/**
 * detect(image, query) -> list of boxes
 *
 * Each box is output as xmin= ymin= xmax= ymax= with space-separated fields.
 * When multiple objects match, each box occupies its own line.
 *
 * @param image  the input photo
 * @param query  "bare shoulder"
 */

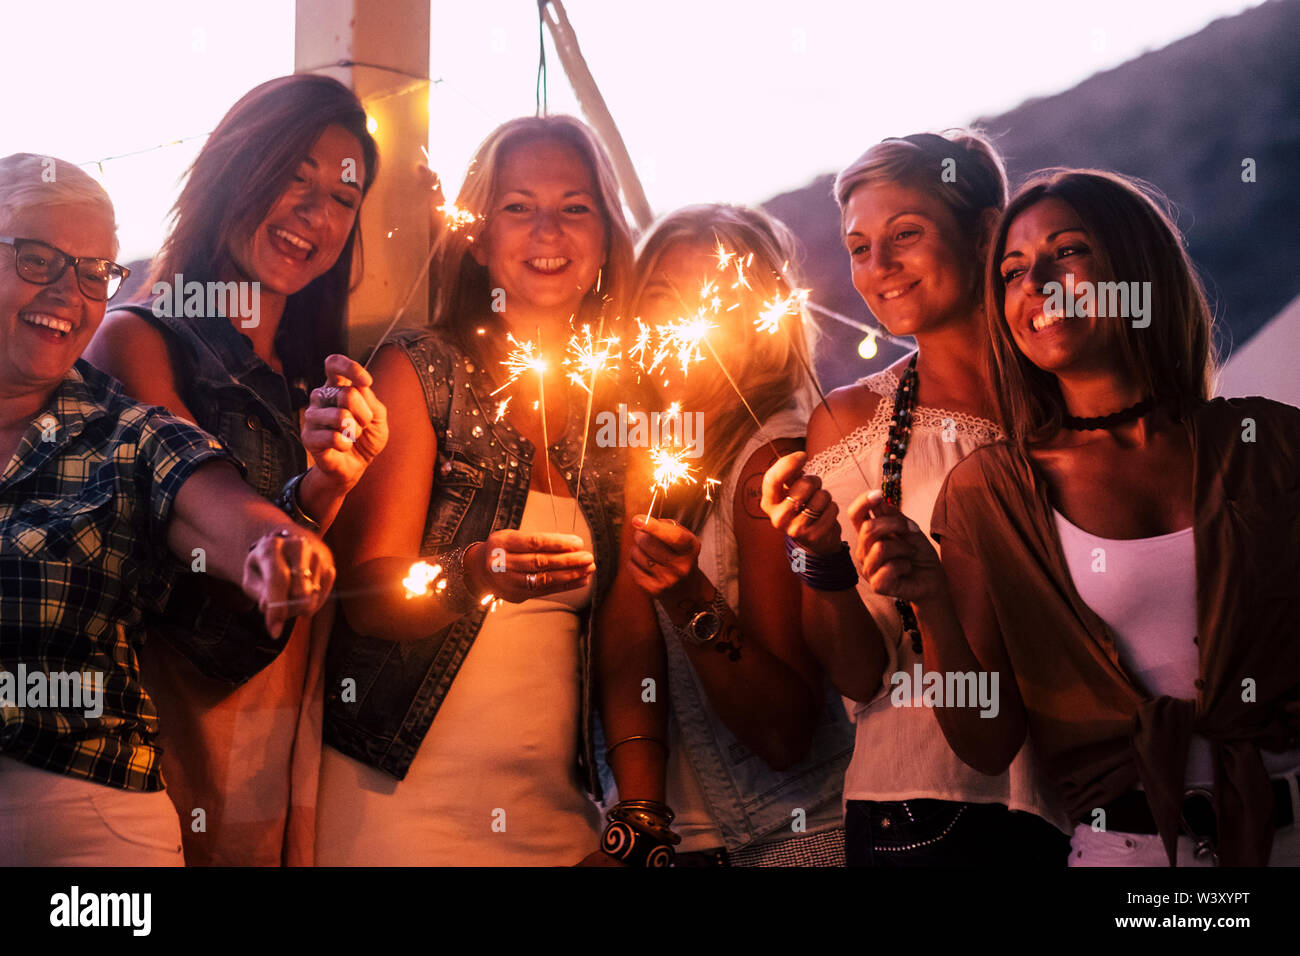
xmin=85 ymin=308 xmax=190 ymax=414
xmin=86 ymin=308 xmax=174 ymax=376
xmin=806 ymin=380 xmax=883 ymax=458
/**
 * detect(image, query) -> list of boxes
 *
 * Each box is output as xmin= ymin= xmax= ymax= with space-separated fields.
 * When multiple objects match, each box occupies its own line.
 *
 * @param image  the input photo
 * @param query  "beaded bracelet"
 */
xmin=784 ymin=536 xmax=859 ymax=591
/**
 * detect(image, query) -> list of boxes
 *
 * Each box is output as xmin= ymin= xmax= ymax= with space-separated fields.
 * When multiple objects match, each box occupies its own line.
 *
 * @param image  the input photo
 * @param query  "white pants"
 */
xmin=0 ymin=757 xmax=184 ymax=866
xmin=1070 ymin=772 xmax=1300 ymax=866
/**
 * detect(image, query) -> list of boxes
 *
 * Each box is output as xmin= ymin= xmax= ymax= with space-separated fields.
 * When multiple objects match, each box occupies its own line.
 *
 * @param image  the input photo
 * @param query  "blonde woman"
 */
xmin=859 ymin=169 xmax=1300 ymax=866
xmin=763 ymin=133 xmax=1070 ymax=866
xmin=592 ymin=204 xmax=852 ymax=867
xmin=315 ymin=116 xmax=636 ymax=865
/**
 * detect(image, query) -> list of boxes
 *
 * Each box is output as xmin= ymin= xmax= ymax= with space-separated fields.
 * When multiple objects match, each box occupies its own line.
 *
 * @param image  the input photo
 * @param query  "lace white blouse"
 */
xmin=806 ymin=368 xmax=1068 ymax=827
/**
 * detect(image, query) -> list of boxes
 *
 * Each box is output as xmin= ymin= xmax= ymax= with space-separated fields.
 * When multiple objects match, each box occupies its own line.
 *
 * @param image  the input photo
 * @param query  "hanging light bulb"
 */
xmin=858 ymin=331 xmax=879 ymax=360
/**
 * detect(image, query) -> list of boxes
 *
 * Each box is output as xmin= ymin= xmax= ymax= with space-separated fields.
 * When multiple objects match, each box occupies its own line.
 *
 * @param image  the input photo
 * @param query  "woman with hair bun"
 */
xmin=762 ymin=131 xmax=1070 ymax=866
xmin=857 ymin=168 xmax=1300 ymax=866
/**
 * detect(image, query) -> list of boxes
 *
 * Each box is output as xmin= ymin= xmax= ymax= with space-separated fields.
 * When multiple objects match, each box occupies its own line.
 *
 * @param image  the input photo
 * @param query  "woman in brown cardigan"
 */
xmin=850 ymin=169 xmax=1300 ymax=866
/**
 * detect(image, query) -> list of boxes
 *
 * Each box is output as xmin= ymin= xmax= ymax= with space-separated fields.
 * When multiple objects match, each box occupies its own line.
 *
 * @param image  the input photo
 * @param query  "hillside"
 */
xmin=765 ymin=0 xmax=1300 ymax=388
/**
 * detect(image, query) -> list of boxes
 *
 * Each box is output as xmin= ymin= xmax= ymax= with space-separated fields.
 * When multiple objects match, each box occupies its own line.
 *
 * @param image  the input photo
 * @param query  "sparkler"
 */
xmin=489 ymin=331 xmax=559 ymax=523
xmin=564 ymin=317 xmax=618 ymax=530
xmin=749 ymin=282 xmax=872 ymax=488
xmin=362 ymin=157 xmax=482 ymax=371
xmin=646 ymin=444 xmax=700 ymax=519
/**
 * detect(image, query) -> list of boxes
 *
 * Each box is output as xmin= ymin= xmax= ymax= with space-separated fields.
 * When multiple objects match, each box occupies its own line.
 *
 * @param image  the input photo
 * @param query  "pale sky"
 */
xmin=0 ymin=0 xmax=1265 ymax=262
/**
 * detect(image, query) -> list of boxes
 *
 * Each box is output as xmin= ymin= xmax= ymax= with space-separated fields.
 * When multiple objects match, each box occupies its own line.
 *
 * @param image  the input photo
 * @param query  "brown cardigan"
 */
xmin=930 ymin=397 xmax=1300 ymax=865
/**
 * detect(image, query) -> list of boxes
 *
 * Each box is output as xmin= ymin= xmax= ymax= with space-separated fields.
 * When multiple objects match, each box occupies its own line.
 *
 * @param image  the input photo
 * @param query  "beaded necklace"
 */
xmin=881 ymin=353 xmax=923 ymax=654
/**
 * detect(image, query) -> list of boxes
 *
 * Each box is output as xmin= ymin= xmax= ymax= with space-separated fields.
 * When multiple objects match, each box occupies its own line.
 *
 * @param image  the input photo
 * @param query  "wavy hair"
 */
xmin=985 ymin=169 xmax=1217 ymax=445
xmin=149 ymin=74 xmax=379 ymax=389
xmin=634 ymin=203 xmax=820 ymax=530
xmin=430 ymin=115 xmax=635 ymax=368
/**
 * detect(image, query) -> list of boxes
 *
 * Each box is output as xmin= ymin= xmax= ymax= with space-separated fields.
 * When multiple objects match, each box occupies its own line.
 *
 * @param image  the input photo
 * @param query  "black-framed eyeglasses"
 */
xmin=0 ymin=236 xmax=130 ymax=302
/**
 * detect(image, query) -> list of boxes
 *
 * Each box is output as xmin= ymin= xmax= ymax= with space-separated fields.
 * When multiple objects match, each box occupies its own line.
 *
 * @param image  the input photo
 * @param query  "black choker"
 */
xmin=1062 ymin=396 xmax=1158 ymax=430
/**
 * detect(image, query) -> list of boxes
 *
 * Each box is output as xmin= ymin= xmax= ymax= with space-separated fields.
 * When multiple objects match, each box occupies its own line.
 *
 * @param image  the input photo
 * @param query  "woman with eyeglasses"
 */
xmin=856 ymin=169 xmax=1300 ymax=866
xmin=84 ymin=74 xmax=387 ymax=865
xmin=0 ymin=152 xmax=334 ymax=866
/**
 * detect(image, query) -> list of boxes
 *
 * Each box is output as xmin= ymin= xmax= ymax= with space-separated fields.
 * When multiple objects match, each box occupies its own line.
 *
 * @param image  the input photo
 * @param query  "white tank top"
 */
xmin=1053 ymin=509 xmax=1300 ymax=785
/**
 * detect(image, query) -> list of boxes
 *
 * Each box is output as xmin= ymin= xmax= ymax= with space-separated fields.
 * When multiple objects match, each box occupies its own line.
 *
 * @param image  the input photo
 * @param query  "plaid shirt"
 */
xmin=1 ymin=359 xmax=242 ymax=792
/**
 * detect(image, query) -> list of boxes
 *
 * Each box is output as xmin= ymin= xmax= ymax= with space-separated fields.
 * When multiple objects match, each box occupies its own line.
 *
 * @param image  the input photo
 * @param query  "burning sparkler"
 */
xmin=647 ymin=444 xmax=700 ymax=519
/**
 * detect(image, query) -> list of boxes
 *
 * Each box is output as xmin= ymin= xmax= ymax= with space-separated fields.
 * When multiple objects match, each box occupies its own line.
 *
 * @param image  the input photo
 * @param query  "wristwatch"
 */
xmin=685 ymin=590 xmax=730 ymax=646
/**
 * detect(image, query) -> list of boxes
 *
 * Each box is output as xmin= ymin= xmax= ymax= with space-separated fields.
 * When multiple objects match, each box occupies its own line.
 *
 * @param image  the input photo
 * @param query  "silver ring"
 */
xmin=526 ymin=572 xmax=539 ymax=591
xmin=318 ymin=385 xmax=342 ymax=408
xmin=290 ymin=568 xmax=314 ymax=578
xmin=784 ymin=495 xmax=806 ymax=514
xmin=803 ymin=508 xmax=824 ymax=521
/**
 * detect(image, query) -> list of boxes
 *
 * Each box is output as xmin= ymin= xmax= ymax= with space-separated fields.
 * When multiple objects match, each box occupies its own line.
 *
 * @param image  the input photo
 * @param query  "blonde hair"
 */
xmin=833 ymin=129 xmax=1007 ymax=301
xmin=634 ymin=203 xmax=819 ymax=530
xmin=430 ymin=115 xmax=635 ymax=366
xmin=0 ymin=153 xmax=118 ymax=256
xmin=985 ymin=169 xmax=1218 ymax=446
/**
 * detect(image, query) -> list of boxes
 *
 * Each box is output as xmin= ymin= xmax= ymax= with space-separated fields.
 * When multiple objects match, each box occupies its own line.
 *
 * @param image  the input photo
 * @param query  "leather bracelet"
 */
xmin=275 ymin=472 xmax=321 ymax=533
xmin=784 ymin=536 xmax=858 ymax=591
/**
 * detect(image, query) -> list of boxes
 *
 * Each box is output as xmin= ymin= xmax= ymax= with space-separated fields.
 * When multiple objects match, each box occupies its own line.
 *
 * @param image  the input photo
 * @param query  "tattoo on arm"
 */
xmin=741 ymin=473 xmax=766 ymax=520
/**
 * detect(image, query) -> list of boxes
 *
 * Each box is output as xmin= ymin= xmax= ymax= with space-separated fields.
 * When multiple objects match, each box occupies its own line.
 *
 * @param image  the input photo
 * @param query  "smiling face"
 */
xmin=636 ymin=240 xmax=729 ymax=396
xmin=474 ymin=137 xmax=607 ymax=324
xmin=842 ymin=180 xmax=979 ymax=337
xmin=0 ymin=203 xmax=116 ymax=394
xmin=998 ymin=196 xmax=1118 ymax=376
xmin=230 ymin=123 xmax=364 ymax=296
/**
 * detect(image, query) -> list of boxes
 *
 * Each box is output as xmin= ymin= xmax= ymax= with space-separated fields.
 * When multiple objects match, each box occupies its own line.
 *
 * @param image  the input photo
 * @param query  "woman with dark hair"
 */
xmin=84 ymin=73 xmax=387 ymax=865
xmin=590 ymin=203 xmax=853 ymax=868
xmin=761 ymin=132 xmax=1070 ymax=866
xmin=315 ymin=115 xmax=636 ymax=865
xmin=857 ymin=168 xmax=1300 ymax=866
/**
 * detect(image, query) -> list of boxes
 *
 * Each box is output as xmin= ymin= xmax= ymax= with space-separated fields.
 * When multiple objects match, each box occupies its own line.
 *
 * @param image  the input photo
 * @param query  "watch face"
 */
xmin=689 ymin=610 xmax=721 ymax=644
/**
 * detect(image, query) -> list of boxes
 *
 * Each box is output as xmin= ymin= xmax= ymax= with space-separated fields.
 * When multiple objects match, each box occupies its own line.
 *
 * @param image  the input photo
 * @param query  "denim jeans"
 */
xmin=845 ymin=798 xmax=1069 ymax=867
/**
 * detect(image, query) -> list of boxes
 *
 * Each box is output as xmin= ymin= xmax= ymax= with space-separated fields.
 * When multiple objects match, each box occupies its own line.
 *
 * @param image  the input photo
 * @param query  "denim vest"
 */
xmin=109 ymin=305 xmax=308 ymax=676
xmin=659 ymin=406 xmax=853 ymax=849
xmin=323 ymin=328 xmax=625 ymax=797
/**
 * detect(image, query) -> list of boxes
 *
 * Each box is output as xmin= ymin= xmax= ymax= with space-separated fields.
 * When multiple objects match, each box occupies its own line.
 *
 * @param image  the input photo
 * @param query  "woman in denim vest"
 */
xmin=315 ymin=115 xmax=637 ymax=865
xmin=84 ymin=75 xmax=387 ymax=865
xmin=592 ymin=204 xmax=854 ymax=867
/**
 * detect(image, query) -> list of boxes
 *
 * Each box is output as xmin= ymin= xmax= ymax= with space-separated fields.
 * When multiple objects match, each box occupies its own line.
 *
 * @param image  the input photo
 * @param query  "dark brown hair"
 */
xmin=985 ymin=169 xmax=1217 ymax=445
xmin=150 ymin=74 xmax=379 ymax=388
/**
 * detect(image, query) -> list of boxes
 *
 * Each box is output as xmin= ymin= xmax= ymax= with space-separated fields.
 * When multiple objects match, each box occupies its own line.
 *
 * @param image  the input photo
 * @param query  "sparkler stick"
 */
xmin=566 ymin=315 xmax=613 ymax=530
xmin=752 ymin=290 xmax=872 ymax=488
xmin=362 ymin=168 xmax=480 ymax=370
xmin=646 ymin=445 xmax=699 ymax=519
xmin=535 ymin=326 xmax=559 ymax=526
